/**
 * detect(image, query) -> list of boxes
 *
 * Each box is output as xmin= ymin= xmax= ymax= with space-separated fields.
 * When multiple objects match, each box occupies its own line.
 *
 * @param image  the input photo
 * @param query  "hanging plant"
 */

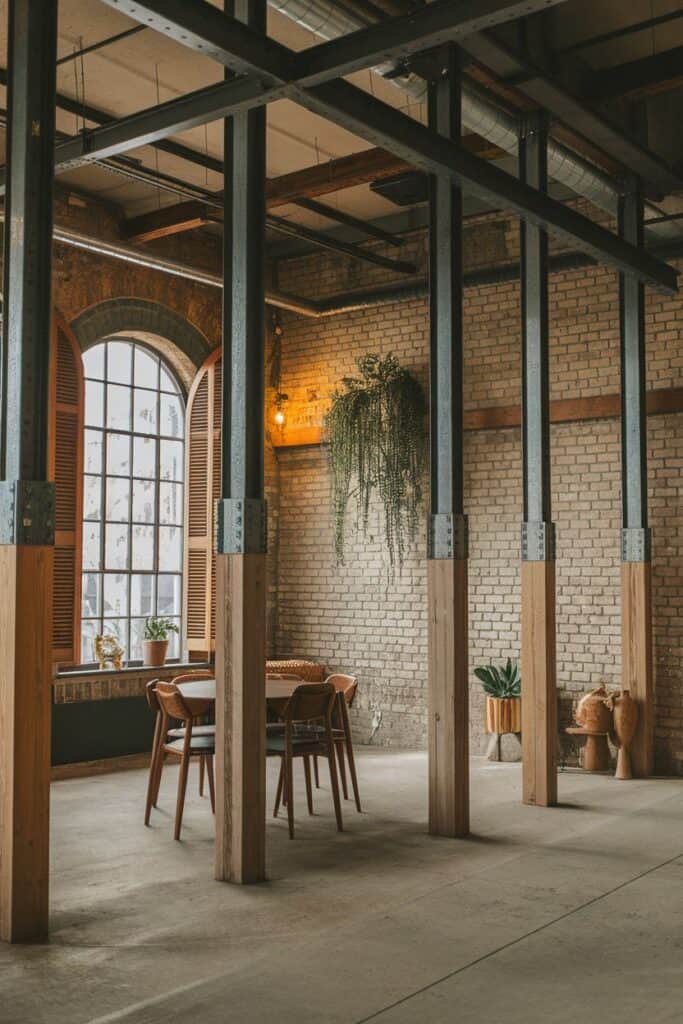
xmin=326 ymin=353 xmax=426 ymax=568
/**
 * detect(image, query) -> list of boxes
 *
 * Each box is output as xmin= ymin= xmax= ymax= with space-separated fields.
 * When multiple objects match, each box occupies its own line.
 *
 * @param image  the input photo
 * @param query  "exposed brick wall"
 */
xmin=270 ymin=224 xmax=683 ymax=773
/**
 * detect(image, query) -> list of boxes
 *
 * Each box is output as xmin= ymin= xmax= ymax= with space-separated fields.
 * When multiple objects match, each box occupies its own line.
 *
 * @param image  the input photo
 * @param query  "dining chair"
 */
xmin=266 ymin=682 xmax=343 ymax=839
xmin=154 ymin=681 xmax=216 ymax=840
xmin=311 ymin=674 xmax=361 ymax=812
xmin=144 ymin=670 xmax=215 ymax=828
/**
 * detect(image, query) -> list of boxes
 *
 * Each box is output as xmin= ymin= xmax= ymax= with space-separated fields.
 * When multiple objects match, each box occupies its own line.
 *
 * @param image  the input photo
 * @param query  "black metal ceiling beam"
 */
xmin=0 ymin=66 xmax=224 ymax=176
xmin=291 ymin=196 xmax=403 ymax=247
xmin=293 ymin=0 xmax=569 ymax=85
xmin=587 ymin=45 xmax=683 ymax=102
xmin=267 ymin=212 xmax=416 ymax=273
xmin=459 ymin=31 xmax=682 ymax=196
xmin=297 ymin=80 xmax=678 ymax=293
xmin=56 ymin=25 xmax=147 ymax=65
xmin=557 ymin=11 xmax=683 ymax=57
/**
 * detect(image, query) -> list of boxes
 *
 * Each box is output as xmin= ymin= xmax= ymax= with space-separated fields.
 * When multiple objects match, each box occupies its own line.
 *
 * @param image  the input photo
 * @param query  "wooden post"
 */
xmin=519 ymin=114 xmax=557 ymax=807
xmin=215 ymin=553 xmax=266 ymax=882
xmin=619 ymin=180 xmax=654 ymax=777
xmin=215 ymin=0 xmax=267 ymax=882
xmin=521 ymin=561 xmax=557 ymax=805
xmin=0 ymin=0 xmax=58 ymax=941
xmin=427 ymin=47 xmax=469 ymax=838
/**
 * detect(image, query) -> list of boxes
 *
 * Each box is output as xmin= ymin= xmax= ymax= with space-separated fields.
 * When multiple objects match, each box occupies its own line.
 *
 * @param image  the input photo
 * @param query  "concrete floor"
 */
xmin=2 ymin=750 xmax=682 ymax=1024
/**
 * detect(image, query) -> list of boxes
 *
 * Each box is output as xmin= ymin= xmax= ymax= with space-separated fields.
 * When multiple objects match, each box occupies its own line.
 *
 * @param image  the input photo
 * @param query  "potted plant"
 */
xmin=142 ymin=617 xmax=180 ymax=667
xmin=475 ymin=658 xmax=521 ymax=735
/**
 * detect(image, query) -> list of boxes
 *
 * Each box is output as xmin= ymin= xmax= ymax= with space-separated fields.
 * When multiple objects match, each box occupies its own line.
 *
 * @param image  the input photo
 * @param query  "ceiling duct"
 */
xmin=270 ymin=0 xmax=681 ymax=242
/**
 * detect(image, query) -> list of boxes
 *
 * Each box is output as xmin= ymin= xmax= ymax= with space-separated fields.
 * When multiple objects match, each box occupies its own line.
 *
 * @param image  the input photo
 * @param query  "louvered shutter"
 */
xmin=184 ymin=349 xmax=222 ymax=658
xmin=48 ymin=311 xmax=84 ymax=667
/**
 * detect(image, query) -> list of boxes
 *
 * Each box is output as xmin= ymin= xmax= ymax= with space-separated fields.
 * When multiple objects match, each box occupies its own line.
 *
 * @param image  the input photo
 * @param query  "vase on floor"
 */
xmin=575 ymin=685 xmax=612 ymax=733
xmin=611 ymin=689 xmax=638 ymax=780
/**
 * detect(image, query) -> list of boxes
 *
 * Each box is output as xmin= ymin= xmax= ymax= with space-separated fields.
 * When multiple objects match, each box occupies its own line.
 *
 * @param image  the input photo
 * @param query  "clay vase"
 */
xmin=612 ymin=689 xmax=638 ymax=780
xmin=143 ymin=638 xmax=168 ymax=667
xmin=575 ymin=685 xmax=612 ymax=733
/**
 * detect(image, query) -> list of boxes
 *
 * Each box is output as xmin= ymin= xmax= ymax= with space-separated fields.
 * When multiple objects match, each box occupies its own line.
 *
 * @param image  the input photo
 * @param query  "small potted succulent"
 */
xmin=475 ymin=658 xmax=521 ymax=735
xmin=142 ymin=617 xmax=180 ymax=667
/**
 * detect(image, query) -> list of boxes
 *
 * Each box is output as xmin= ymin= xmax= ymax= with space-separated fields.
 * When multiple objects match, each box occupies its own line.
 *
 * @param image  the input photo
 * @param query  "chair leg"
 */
xmin=174 ymin=752 xmax=191 ymax=841
xmin=199 ymin=755 xmax=205 ymax=796
xmin=326 ymin=746 xmax=344 ymax=832
xmin=206 ymin=755 xmax=215 ymax=814
xmin=313 ymin=754 xmax=320 ymax=788
xmin=285 ymin=752 xmax=295 ymax=839
xmin=144 ymin=712 xmax=162 ymax=825
xmin=340 ymin=698 xmax=362 ymax=812
xmin=273 ymin=758 xmax=284 ymax=818
xmin=303 ymin=755 xmax=314 ymax=815
xmin=335 ymin=737 xmax=349 ymax=800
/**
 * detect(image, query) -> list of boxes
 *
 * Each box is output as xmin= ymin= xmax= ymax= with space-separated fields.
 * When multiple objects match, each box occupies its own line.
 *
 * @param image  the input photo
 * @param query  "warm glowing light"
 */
xmin=274 ymin=409 xmax=286 ymax=426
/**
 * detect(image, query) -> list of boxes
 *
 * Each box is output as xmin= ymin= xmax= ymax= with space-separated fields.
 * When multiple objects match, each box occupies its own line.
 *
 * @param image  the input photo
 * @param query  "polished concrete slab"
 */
xmin=1 ymin=750 xmax=682 ymax=1023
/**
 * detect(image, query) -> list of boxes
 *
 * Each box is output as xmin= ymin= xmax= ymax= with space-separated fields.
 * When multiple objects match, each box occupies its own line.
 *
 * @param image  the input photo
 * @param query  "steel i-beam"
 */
xmin=427 ymin=46 xmax=469 ymax=840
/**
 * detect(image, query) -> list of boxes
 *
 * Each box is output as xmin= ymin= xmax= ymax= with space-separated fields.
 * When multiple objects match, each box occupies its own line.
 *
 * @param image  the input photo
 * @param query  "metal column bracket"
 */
xmin=428 ymin=513 xmax=468 ymax=560
xmin=215 ymin=497 xmax=267 ymax=555
xmin=521 ymin=520 xmax=555 ymax=562
xmin=0 ymin=481 xmax=55 ymax=545
xmin=621 ymin=526 xmax=651 ymax=563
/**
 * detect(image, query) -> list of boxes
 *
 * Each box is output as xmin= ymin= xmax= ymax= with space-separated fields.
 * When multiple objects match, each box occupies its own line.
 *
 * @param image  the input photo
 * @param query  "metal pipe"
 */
xmin=56 ymin=26 xmax=147 ymax=66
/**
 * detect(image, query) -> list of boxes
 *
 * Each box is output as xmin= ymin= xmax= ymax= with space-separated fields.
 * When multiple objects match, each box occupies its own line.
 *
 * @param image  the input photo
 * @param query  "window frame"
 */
xmin=79 ymin=337 xmax=186 ymax=668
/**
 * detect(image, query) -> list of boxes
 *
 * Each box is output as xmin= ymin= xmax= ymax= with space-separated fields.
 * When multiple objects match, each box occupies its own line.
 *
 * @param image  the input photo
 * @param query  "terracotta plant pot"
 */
xmin=611 ymin=689 xmax=638 ymax=780
xmin=485 ymin=696 xmax=521 ymax=735
xmin=142 ymin=639 xmax=168 ymax=668
xmin=575 ymin=685 xmax=612 ymax=733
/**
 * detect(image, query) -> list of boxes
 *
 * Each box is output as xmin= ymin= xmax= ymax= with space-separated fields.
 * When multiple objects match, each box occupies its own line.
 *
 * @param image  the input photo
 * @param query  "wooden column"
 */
xmin=0 ymin=0 xmax=58 ymax=941
xmin=619 ymin=180 xmax=654 ymax=777
xmin=519 ymin=114 xmax=558 ymax=807
xmin=214 ymin=0 xmax=267 ymax=883
xmin=427 ymin=47 xmax=469 ymax=838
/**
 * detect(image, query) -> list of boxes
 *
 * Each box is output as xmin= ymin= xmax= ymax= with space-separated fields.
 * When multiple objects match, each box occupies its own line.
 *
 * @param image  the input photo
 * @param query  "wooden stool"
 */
xmin=566 ymin=727 xmax=610 ymax=771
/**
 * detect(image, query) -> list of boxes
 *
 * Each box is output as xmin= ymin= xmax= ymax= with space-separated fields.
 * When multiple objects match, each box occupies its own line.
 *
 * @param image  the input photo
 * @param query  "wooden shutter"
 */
xmin=48 ymin=311 xmax=84 ymax=667
xmin=184 ymin=348 xmax=222 ymax=658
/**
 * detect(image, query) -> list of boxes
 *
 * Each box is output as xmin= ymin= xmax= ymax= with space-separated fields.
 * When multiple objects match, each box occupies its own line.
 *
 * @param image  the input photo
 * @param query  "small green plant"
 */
xmin=475 ymin=658 xmax=521 ymax=698
xmin=144 ymin=617 xmax=180 ymax=642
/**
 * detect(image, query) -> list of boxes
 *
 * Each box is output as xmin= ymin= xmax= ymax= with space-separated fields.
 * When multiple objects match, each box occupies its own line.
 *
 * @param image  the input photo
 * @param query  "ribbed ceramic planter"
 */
xmin=485 ymin=696 xmax=521 ymax=734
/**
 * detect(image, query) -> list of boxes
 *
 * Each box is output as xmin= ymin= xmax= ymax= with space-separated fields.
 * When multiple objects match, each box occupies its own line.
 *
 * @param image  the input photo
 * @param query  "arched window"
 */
xmin=80 ymin=339 xmax=185 ymax=664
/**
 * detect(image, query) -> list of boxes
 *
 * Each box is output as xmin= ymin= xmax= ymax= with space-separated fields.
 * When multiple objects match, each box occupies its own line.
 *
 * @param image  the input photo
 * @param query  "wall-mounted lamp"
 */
xmin=274 ymin=391 xmax=288 ymax=427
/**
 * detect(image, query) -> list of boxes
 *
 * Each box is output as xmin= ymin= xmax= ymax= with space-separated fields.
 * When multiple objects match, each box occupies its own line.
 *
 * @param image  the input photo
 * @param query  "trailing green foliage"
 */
xmin=326 ymin=353 xmax=426 ymax=568
xmin=474 ymin=658 xmax=521 ymax=698
xmin=144 ymin=617 xmax=180 ymax=642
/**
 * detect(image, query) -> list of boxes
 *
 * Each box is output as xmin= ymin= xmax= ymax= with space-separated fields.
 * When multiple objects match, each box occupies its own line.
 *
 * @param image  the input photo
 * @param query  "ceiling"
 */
xmin=0 ymin=0 xmax=681 ymax=240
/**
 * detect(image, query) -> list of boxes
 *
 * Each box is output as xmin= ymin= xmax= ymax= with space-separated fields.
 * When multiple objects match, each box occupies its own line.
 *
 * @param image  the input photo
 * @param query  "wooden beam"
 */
xmin=124 ymin=135 xmax=503 ymax=244
xmin=428 ymin=559 xmax=469 ymax=836
xmin=621 ymin=562 xmax=654 ymax=776
xmin=270 ymin=385 xmax=683 ymax=449
xmin=521 ymin=561 xmax=558 ymax=806
xmin=0 ymin=546 xmax=53 ymax=942
xmin=214 ymin=553 xmax=267 ymax=883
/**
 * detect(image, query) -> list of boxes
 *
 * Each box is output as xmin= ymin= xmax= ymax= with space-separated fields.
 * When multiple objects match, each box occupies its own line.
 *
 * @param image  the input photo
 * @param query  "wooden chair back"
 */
xmin=326 ymin=673 xmax=358 ymax=705
xmin=170 ymin=670 xmax=214 ymax=685
xmin=266 ymin=660 xmax=325 ymax=682
xmin=156 ymin=681 xmax=194 ymax=723
xmin=145 ymin=679 xmax=161 ymax=713
xmin=284 ymin=682 xmax=336 ymax=724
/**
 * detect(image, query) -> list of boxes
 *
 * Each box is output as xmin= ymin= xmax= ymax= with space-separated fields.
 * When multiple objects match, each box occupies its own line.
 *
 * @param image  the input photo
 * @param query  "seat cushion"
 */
xmin=164 ymin=735 xmax=215 ymax=753
xmin=266 ymin=734 xmax=325 ymax=754
xmin=167 ymin=724 xmax=215 ymax=739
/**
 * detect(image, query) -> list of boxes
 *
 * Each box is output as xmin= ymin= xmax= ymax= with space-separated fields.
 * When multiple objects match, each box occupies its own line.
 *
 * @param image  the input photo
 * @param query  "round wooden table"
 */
xmin=178 ymin=677 xmax=301 ymax=713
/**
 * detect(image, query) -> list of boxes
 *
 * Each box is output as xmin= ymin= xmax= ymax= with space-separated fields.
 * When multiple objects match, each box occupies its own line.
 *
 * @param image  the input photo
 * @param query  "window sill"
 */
xmin=55 ymin=660 xmax=210 ymax=681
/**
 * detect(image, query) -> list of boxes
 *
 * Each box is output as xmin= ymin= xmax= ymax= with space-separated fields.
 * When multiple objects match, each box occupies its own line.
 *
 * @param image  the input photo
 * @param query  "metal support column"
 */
xmin=427 ymin=45 xmax=469 ymax=839
xmin=0 ymin=0 xmax=57 ymax=942
xmin=519 ymin=113 xmax=558 ymax=807
xmin=619 ymin=178 xmax=653 ymax=777
xmin=214 ymin=0 xmax=267 ymax=884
